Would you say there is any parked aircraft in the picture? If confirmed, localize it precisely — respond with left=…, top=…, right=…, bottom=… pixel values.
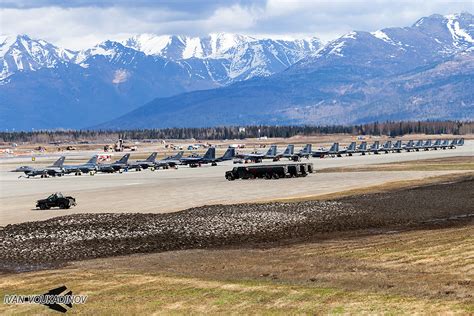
left=97, top=154, right=130, bottom=173
left=380, top=140, right=392, bottom=153
left=403, top=140, right=415, bottom=152
left=63, top=155, right=98, bottom=175
left=456, top=138, right=465, bottom=146
left=439, top=139, right=450, bottom=149
left=392, top=140, right=402, bottom=153
left=279, top=145, right=296, bottom=160
left=368, top=141, right=380, bottom=154
left=413, top=140, right=424, bottom=151
left=422, top=139, right=432, bottom=151
left=236, top=145, right=277, bottom=163
left=357, top=142, right=368, bottom=155
left=129, top=152, right=158, bottom=171
left=431, top=139, right=442, bottom=150
left=19, top=156, right=65, bottom=178
left=155, top=151, right=184, bottom=168
left=345, top=142, right=357, bottom=156
left=181, top=147, right=235, bottom=167
left=295, top=144, right=312, bottom=159
left=312, top=143, right=345, bottom=158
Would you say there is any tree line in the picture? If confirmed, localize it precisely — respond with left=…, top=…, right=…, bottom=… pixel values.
left=0, top=121, right=472, bottom=143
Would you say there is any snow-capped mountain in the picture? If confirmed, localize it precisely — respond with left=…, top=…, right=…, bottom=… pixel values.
left=0, top=32, right=320, bottom=129
left=294, top=13, right=473, bottom=75
left=97, top=13, right=474, bottom=129
left=0, top=34, right=75, bottom=80
left=0, top=32, right=320, bottom=84
left=1, top=13, right=472, bottom=130
left=123, top=33, right=254, bottom=59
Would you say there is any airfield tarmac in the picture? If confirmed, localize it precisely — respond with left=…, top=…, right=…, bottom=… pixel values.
left=0, top=141, right=472, bottom=225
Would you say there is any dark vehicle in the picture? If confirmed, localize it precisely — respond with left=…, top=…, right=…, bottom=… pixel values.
left=225, top=163, right=313, bottom=180
left=36, top=192, right=76, bottom=210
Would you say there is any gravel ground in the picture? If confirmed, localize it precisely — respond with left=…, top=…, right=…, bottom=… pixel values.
left=1, top=176, right=473, bottom=272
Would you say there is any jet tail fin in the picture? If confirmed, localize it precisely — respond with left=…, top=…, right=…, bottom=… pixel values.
left=266, top=145, right=277, bottom=156
left=146, top=152, right=158, bottom=162
left=283, top=144, right=294, bottom=155
left=347, top=142, right=356, bottom=151
left=87, top=155, right=98, bottom=164
left=52, top=156, right=65, bottom=167
left=301, top=144, right=312, bottom=154
left=203, top=148, right=216, bottom=160
left=329, top=143, right=339, bottom=153
left=117, top=153, right=130, bottom=164
left=221, top=148, right=235, bottom=160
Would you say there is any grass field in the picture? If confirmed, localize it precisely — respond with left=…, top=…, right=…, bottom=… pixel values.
left=1, top=223, right=472, bottom=314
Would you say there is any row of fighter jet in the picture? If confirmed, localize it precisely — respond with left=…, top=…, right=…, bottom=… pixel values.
left=237, top=138, right=465, bottom=161
left=13, top=138, right=464, bottom=178
left=14, top=147, right=236, bottom=178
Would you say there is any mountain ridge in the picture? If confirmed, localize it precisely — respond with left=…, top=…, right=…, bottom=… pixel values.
left=96, top=12, right=474, bottom=129
left=0, top=32, right=321, bottom=129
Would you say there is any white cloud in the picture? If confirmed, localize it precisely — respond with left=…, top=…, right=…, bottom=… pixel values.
left=0, top=0, right=472, bottom=49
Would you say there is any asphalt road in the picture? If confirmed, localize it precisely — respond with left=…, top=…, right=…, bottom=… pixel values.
left=0, top=141, right=472, bottom=225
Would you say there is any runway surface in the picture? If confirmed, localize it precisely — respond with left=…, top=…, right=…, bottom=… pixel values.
left=0, top=142, right=472, bottom=225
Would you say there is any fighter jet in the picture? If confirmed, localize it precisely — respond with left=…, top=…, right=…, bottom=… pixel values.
left=295, top=144, right=312, bottom=159
left=312, top=143, right=345, bottom=158
left=155, top=151, right=184, bottom=168
left=422, top=139, right=432, bottom=151
left=431, top=139, right=442, bottom=150
left=368, top=141, right=380, bottom=154
left=439, top=139, right=450, bottom=149
left=456, top=138, right=465, bottom=146
left=97, top=154, right=130, bottom=173
left=181, top=147, right=235, bottom=167
left=447, top=139, right=457, bottom=149
left=403, top=140, right=415, bottom=152
left=413, top=140, right=424, bottom=151
left=380, top=140, right=392, bottom=153
left=344, top=142, right=357, bottom=156
left=236, top=145, right=277, bottom=163
left=63, top=155, right=98, bottom=175
left=278, top=145, right=297, bottom=160
left=357, top=142, right=368, bottom=155
left=19, top=156, right=65, bottom=178
left=391, top=140, right=402, bottom=153
left=129, top=152, right=158, bottom=171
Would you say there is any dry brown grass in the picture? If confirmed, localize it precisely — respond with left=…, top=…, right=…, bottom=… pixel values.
left=319, top=156, right=474, bottom=173
left=1, top=223, right=472, bottom=315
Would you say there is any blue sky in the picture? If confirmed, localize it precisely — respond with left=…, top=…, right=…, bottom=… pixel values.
left=1, top=0, right=472, bottom=49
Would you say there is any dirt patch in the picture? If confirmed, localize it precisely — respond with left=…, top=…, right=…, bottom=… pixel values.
left=320, top=156, right=474, bottom=173
left=0, top=176, right=473, bottom=272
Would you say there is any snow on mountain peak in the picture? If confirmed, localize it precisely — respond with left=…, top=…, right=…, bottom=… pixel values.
left=0, top=34, right=77, bottom=80
left=123, top=33, right=174, bottom=56
left=445, top=14, right=474, bottom=44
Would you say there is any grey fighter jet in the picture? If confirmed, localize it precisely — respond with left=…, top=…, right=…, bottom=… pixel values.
left=97, top=154, right=130, bottom=173
left=181, top=147, right=235, bottom=167
left=129, top=152, right=158, bottom=171
left=312, top=143, right=346, bottom=158
left=379, top=140, right=392, bottom=153
left=155, top=151, right=184, bottom=168
left=19, top=156, right=65, bottom=178
left=236, top=145, right=277, bottom=163
left=64, top=155, right=98, bottom=175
